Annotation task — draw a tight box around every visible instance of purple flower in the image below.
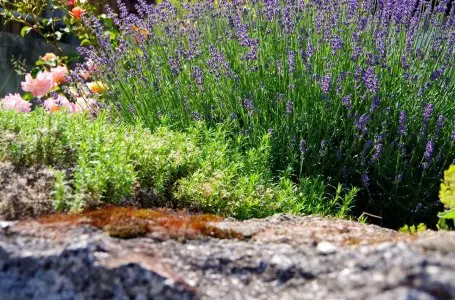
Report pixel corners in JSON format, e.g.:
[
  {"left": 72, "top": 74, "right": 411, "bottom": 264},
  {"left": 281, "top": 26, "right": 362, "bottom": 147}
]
[
  {"left": 451, "top": 130, "right": 455, "bottom": 141},
  {"left": 341, "top": 95, "right": 352, "bottom": 109},
  {"left": 399, "top": 111, "right": 407, "bottom": 136},
  {"left": 424, "top": 140, "right": 435, "bottom": 162},
  {"left": 191, "top": 66, "right": 204, "bottom": 87},
  {"left": 372, "top": 142, "right": 383, "bottom": 162},
  {"left": 363, "top": 67, "right": 379, "bottom": 93},
  {"left": 168, "top": 57, "right": 180, "bottom": 76},
  {"left": 243, "top": 98, "right": 254, "bottom": 115},
  {"left": 282, "top": 6, "right": 294, "bottom": 34},
  {"left": 401, "top": 56, "right": 409, "bottom": 69},
  {"left": 361, "top": 172, "right": 369, "bottom": 187},
  {"left": 369, "top": 96, "right": 380, "bottom": 113},
  {"left": 287, "top": 50, "right": 296, "bottom": 73},
  {"left": 321, "top": 74, "right": 332, "bottom": 94},
  {"left": 299, "top": 139, "right": 307, "bottom": 154},
  {"left": 50, "top": 91, "right": 59, "bottom": 100},
  {"left": 430, "top": 66, "right": 445, "bottom": 81},
  {"left": 395, "top": 173, "right": 403, "bottom": 184},
  {"left": 331, "top": 35, "right": 343, "bottom": 53},
  {"left": 286, "top": 100, "right": 293, "bottom": 117},
  {"left": 306, "top": 42, "right": 314, "bottom": 58},
  {"left": 355, "top": 114, "right": 370, "bottom": 134},
  {"left": 351, "top": 46, "right": 362, "bottom": 61},
  {"left": 423, "top": 103, "right": 434, "bottom": 123}
]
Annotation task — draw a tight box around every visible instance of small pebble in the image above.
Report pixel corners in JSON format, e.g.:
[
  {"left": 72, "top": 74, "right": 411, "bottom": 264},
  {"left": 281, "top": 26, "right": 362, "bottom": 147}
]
[{"left": 317, "top": 241, "right": 337, "bottom": 255}]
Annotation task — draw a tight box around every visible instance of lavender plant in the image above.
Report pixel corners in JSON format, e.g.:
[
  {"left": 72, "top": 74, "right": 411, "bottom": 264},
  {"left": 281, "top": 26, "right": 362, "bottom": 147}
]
[{"left": 82, "top": 0, "right": 455, "bottom": 228}]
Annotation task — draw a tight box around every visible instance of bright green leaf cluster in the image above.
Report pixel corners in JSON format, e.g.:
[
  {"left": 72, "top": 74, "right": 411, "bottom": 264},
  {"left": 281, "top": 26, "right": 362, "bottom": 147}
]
[{"left": 438, "top": 165, "right": 455, "bottom": 220}]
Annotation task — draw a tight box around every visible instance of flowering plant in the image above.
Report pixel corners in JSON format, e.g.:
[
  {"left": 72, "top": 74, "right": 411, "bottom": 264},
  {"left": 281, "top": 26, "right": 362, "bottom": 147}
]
[
  {"left": 1, "top": 52, "right": 100, "bottom": 115},
  {"left": 0, "top": 0, "right": 119, "bottom": 53},
  {"left": 83, "top": 0, "right": 455, "bottom": 228}
]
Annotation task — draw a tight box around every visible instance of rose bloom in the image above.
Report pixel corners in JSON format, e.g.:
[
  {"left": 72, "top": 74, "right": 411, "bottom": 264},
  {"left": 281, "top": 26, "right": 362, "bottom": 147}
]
[
  {"left": 43, "top": 95, "right": 73, "bottom": 113},
  {"left": 1, "top": 93, "right": 31, "bottom": 113},
  {"left": 87, "top": 81, "right": 108, "bottom": 94},
  {"left": 21, "top": 72, "right": 54, "bottom": 97},
  {"left": 71, "top": 7, "right": 85, "bottom": 20},
  {"left": 79, "top": 69, "right": 90, "bottom": 81},
  {"left": 67, "top": 0, "right": 75, "bottom": 7},
  {"left": 50, "top": 65, "right": 69, "bottom": 85},
  {"left": 74, "top": 97, "right": 98, "bottom": 114},
  {"left": 42, "top": 53, "right": 58, "bottom": 62}
]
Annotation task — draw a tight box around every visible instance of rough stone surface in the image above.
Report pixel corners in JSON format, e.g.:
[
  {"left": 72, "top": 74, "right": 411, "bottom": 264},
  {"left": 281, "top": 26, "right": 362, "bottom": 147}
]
[
  {"left": 0, "top": 162, "right": 55, "bottom": 220},
  {"left": 1, "top": 214, "right": 454, "bottom": 300}
]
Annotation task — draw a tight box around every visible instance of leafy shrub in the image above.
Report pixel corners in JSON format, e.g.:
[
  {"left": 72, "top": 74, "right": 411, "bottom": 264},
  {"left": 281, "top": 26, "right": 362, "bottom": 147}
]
[
  {"left": 0, "top": 109, "right": 357, "bottom": 218},
  {"left": 438, "top": 165, "right": 455, "bottom": 221},
  {"left": 80, "top": 0, "right": 455, "bottom": 227}
]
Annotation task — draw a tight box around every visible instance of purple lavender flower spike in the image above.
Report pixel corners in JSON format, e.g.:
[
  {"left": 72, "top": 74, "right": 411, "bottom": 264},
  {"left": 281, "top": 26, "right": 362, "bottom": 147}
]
[
  {"left": 331, "top": 35, "right": 343, "bottom": 53},
  {"left": 321, "top": 74, "right": 332, "bottom": 94},
  {"left": 395, "top": 173, "right": 403, "bottom": 184},
  {"left": 399, "top": 111, "right": 407, "bottom": 136},
  {"left": 361, "top": 172, "right": 369, "bottom": 187},
  {"left": 341, "top": 95, "right": 352, "bottom": 109},
  {"left": 424, "top": 140, "right": 435, "bottom": 162},
  {"left": 286, "top": 100, "right": 293, "bottom": 117},
  {"left": 355, "top": 114, "right": 370, "bottom": 134},
  {"left": 287, "top": 50, "right": 296, "bottom": 73},
  {"left": 423, "top": 103, "right": 434, "bottom": 123},
  {"left": 191, "top": 66, "right": 204, "bottom": 87},
  {"left": 299, "top": 139, "right": 307, "bottom": 154},
  {"left": 372, "top": 142, "right": 383, "bottom": 162},
  {"left": 363, "top": 67, "right": 379, "bottom": 94},
  {"left": 243, "top": 98, "right": 254, "bottom": 115}
]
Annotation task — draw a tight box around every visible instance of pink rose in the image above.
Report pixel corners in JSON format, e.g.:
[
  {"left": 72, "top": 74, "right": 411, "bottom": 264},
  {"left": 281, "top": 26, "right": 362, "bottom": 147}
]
[
  {"left": 79, "top": 69, "right": 90, "bottom": 81},
  {"left": 21, "top": 72, "right": 54, "bottom": 97},
  {"left": 1, "top": 93, "right": 31, "bottom": 113},
  {"left": 43, "top": 95, "right": 73, "bottom": 112},
  {"left": 50, "top": 65, "right": 69, "bottom": 85}
]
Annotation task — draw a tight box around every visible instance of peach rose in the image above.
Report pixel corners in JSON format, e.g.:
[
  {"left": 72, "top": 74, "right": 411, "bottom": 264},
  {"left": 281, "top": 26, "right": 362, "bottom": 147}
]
[
  {"left": 50, "top": 65, "right": 69, "bottom": 85},
  {"left": 1, "top": 93, "right": 31, "bottom": 113},
  {"left": 87, "top": 81, "right": 108, "bottom": 94},
  {"left": 71, "top": 7, "right": 85, "bottom": 20},
  {"left": 21, "top": 72, "right": 54, "bottom": 98},
  {"left": 42, "top": 53, "right": 58, "bottom": 62},
  {"left": 74, "top": 97, "right": 98, "bottom": 114},
  {"left": 43, "top": 95, "right": 73, "bottom": 112}
]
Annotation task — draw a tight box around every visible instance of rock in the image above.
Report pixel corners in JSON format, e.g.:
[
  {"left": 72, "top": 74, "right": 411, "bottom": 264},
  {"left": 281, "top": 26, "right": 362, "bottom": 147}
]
[
  {"left": 0, "top": 212, "right": 454, "bottom": 299},
  {"left": 317, "top": 241, "right": 337, "bottom": 255}
]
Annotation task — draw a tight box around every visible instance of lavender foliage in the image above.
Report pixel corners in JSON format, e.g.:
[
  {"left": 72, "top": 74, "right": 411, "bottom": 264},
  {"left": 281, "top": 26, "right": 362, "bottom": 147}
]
[{"left": 84, "top": 0, "right": 455, "bottom": 228}]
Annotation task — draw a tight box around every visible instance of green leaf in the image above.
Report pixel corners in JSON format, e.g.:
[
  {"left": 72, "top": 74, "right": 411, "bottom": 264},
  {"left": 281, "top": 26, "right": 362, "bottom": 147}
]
[
  {"left": 80, "top": 39, "right": 91, "bottom": 46},
  {"left": 22, "top": 92, "right": 34, "bottom": 101},
  {"left": 20, "top": 26, "right": 32, "bottom": 37},
  {"left": 438, "top": 210, "right": 455, "bottom": 219},
  {"left": 31, "top": 67, "right": 40, "bottom": 79}
]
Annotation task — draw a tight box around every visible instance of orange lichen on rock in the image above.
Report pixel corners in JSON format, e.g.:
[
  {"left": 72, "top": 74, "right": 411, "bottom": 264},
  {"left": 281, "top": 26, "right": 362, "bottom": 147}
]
[{"left": 38, "top": 206, "right": 243, "bottom": 240}]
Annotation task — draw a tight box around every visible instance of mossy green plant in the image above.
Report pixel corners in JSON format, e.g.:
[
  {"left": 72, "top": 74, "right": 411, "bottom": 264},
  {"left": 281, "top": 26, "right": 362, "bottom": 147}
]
[{"left": 0, "top": 109, "right": 358, "bottom": 219}]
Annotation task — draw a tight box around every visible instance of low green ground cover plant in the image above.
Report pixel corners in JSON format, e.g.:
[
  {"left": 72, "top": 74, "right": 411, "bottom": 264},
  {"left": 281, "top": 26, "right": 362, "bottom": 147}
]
[
  {"left": 78, "top": 0, "right": 455, "bottom": 228},
  {"left": 438, "top": 165, "right": 455, "bottom": 225},
  {"left": 0, "top": 109, "right": 357, "bottom": 219}
]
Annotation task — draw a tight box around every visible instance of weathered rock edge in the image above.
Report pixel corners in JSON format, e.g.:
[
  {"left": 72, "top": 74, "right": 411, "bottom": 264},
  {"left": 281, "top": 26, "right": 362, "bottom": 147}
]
[{"left": 1, "top": 214, "right": 455, "bottom": 300}]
